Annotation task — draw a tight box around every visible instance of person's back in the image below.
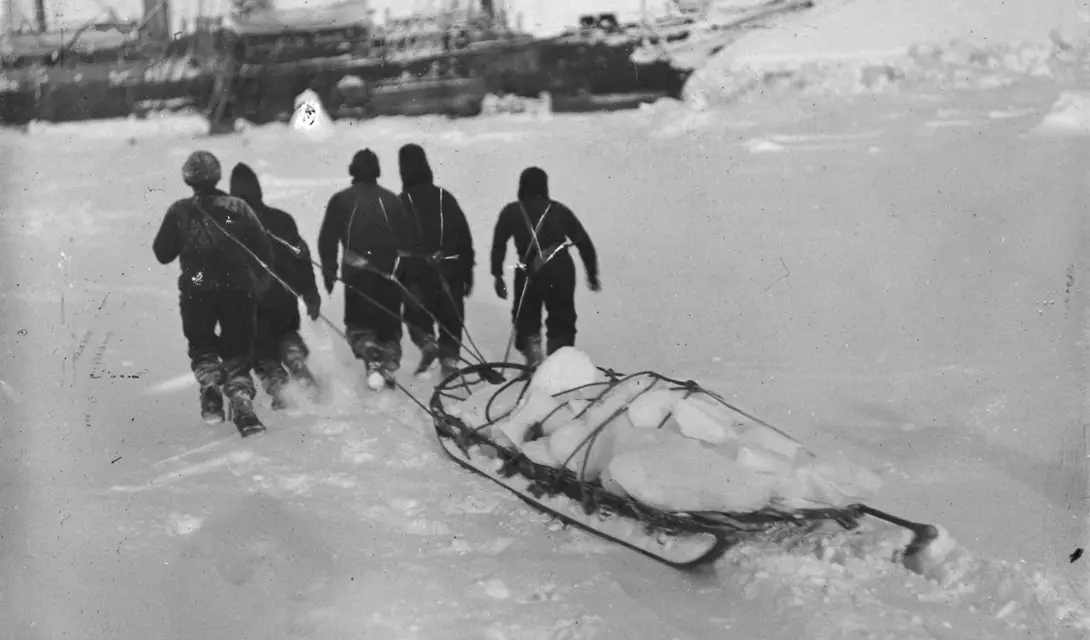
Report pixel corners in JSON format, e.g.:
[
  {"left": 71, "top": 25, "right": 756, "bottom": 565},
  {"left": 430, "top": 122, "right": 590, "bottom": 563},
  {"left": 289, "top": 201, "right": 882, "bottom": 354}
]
[
  {"left": 228, "top": 162, "right": 318, "bottom": 307},
  {"left": 402, "top": 183, "right": 474, "bottom": 259},
  {"left": 493, "top": 197, "right": 583, "bottom": 273},
  {"left": 155, "top": 191, "right": 270, "bottom": 293},
  {"left": 322, "top": 180, "right": 406, "bottom": 275}
]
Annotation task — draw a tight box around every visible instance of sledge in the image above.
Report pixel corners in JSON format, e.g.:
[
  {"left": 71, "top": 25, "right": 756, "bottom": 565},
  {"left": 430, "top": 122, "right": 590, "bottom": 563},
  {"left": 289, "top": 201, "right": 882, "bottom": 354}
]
[{"left": 429, "top": 361, "right": 874, "bottom": 569}]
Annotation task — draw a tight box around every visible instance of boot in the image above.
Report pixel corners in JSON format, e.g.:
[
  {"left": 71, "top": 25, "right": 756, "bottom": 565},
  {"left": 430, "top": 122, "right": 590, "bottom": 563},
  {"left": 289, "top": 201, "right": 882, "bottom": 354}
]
[
  {"left": 228, "top": 394, "right": 265, "bottom": 438},
  {"left": 439, "top": 356, "right": 460, "bottom": 381},
  {"left": 289, "top": 364, "right": 321, "bottom": 402},
  {"left": 365, "top": 365, "right": 395, "bottom": 391},
  {"left": 267, "top": 379, "right": 289, "bottom": 411},
  {"left": 520, "top": 335, "right": 545, "bottom": 370},
  {"left": 200, "top": 385, "right": 225, "bottom": 425},
  {"left": 413, "top": 338, "right": 440, "bottom": 377}
]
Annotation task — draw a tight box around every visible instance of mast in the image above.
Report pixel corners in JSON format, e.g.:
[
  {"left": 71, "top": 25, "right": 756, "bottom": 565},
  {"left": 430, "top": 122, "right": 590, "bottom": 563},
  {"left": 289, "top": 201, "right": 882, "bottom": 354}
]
[{"left": 34, "top": 0, "right": 46, "bottom": 31}]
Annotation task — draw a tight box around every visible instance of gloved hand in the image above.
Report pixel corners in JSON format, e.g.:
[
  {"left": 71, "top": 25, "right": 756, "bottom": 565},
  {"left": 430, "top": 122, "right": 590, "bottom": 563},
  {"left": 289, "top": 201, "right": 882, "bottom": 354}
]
[
  {"left": 303, "top": 290, "right": 321, "bottom": 320},
  {"left": 494, "top": 275, "right": 507, "bottom": 300},
  {"left": 588, "top": 274, "right": 601, "bottom": 292},
  {"left": 464, "top": 269, "right": 474, "bottom": 298},
  {"left": 323, "top": 269, "right": 337, "bottom": 295}
]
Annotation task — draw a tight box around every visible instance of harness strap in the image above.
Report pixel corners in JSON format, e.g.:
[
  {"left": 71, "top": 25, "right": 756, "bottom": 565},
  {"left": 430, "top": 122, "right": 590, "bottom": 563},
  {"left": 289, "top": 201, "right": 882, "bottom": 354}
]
[
  {"left": 516, "top": 202, "right": 575, "bottom": 273},
  {"left": 405, "top": 187, "right": 450, "bottom": 263},
  {"left": 401, "top": 186, "right": 459, "bottom": 267},
  {"left": 343, "top": 194, "right": 401, "bottom": 277},
  {"left": 516, "top": 239, "right": 572, "bottom": 272}
]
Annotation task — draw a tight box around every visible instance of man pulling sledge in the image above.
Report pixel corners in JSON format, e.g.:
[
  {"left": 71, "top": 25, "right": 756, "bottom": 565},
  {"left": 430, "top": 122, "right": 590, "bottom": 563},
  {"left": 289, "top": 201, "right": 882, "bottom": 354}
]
[
  {"left": 396, "top": 143, "right": 476, "bottom": 380},
  {"left": 229, "top": 162, "right": 323, "bottom": 409},
  {"left": 490, "top": 167, "right": 601, "bottom": 368},
  {"left": 153, "top": 151, "right": 273, "bottom": 437},
  {"left": 318, "top": 149, "right": 414, "bottom": 390}
]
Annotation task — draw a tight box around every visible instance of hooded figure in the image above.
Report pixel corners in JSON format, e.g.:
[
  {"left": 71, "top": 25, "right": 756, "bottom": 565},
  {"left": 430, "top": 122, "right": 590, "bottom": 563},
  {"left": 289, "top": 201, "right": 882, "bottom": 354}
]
[
  {"left": 317, "top": 149, "right": 414, "bottom": 388},
  {"left": 230, "top": 163, "right": 322, "bottom": 408},
  {"left": 397, "top": 143, "right": 476, "bottom": 379},
  {"left": 490, "top": 167, "right": 600, "bottom": 367},
  {"left": 152, "top": 150, "right": 273, "bottom": 436}
]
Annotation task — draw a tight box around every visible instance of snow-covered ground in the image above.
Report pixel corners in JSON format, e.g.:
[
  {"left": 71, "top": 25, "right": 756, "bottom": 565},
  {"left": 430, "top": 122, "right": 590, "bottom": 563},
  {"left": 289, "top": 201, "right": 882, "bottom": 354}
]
[
  {"left": 685, "top": 0, "right": 1090, "bottom": 105},
  {"left": 3, "top": 80, "right": 1090, "bottom": 639}
]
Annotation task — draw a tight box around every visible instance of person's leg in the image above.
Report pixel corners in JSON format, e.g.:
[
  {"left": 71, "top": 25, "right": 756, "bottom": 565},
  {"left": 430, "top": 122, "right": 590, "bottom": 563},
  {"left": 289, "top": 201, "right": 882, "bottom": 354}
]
[
  {"left": 343, "top": 270, "right": 378, "bottom": 365},
  {"left": 373, "top": 276, "right": 404, "bottom": 374},
  {"left": 253, "top": 302, "right": 290, "bottom": 409},
  {"left": 543, "top": 259, "right": 578, "bottom": 356},
  {"left": 403, "top": 267, "right": 439, "bottom": 373},
  {"left": 435, "top": 263, "right": 466, "bottom": 377},
  {"left": 275, "top": 301, "right": 318, "bottom": 393},
  {"left": 345, "top": 269, "right": 400, "bottom": 384},
  {"left": 179, "top": 288, "right": 225, "bottom": 423},
  {"left": 511, "top": 270, "right": 544, "bottom": 367},
  {"left": 218, "top": 290, "right": 263, "bottom": 436}
]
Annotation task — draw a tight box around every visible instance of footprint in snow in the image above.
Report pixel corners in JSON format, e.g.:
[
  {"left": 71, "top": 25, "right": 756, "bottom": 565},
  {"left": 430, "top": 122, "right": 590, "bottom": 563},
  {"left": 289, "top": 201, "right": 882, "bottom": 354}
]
[
  {"left": 341, "top": 438, "right": 379, "bottom": 464},
  {"left": 312, "top": 420, "right": 349, "bottom": 436},
  {"left": 438, "top": 494, "right": 500, "bottom": 515},
  {"left": 386, "top": 497, "right": 423, "bottom": 514},
  {"left": 362, "top": 504, "right": 453, "bottom": 536},
  {"left": 168, "top": 513, "right": 203, "bottom": 536},
  {"left": 319, "top": 473, "right": 357, "bottom": 489},
  {"left": 479, "top": 577, "right": 512, "bottom": 600},
  {"left": 250, "top": 473, "right": 313, "bottom": 496}
]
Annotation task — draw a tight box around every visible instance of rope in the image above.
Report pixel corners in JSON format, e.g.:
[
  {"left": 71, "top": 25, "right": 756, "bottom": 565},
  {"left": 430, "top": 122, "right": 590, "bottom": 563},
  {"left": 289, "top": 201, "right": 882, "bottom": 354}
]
[
  {"left": 499, "top": 201, "right": 574, "bottom": 365},
  {"left": 346, "top": 190, "right": 490, "bottom": 367},
  {"left": 402, "top": 188, "right": 491, "bottom": 366},
  {"left": 190, "top": 199, "right": 446, "bottom": 420},
  {"left": 261, "top": 220, "right": 489, "bottom": 369},
  {"left": 428, "top": 362, "right": 857, "bottom": 537}
]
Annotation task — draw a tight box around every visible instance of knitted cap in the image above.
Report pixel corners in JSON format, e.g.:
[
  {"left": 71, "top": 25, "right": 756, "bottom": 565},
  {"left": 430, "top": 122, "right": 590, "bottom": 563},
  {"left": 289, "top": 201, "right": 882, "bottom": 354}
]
[
  {"left": 349, "top": 149, "right": 381, "bottom": 182},
  {"left": 182, "top": 150, "right": 222, "bottom": 187}
]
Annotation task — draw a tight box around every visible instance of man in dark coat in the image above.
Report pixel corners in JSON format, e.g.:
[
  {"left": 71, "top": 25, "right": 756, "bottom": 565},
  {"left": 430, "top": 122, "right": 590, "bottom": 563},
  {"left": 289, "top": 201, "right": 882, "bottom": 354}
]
[
  {"left": 317, "top": 149, "right": 413, "bottom": 390},
  {"left": 396, "top": 143, "right": 475, "bottom": 380},
  {"left": 229, "top": 163, "right": 322, "bottom": 409},
  {"left": 490, "top": 167, "right": 601, "bottom": 368},
  {"left": 153, "top": 151, "right": 273, "bottom": 437}
]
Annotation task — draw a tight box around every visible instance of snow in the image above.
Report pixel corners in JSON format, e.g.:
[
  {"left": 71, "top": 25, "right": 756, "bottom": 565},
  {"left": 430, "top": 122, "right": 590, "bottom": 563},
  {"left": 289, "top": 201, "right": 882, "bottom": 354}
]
[
  {"left": 685, "top": 0, "right": 1090, "bottom": 105},
  {"left": 1034, "top": 90, "right": 1090, "bottom": 134},
  {"left": 2, "top": 82, "right": 1090, "bottom": 639},
  {"left": 726, "top": 0, "right": 1086, "bottom": 61}
]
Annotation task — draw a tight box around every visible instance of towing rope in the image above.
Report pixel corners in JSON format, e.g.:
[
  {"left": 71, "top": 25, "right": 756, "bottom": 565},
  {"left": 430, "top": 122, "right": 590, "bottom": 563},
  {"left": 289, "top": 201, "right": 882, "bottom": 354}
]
[{"left": 192, "top": 199, "right": 485, "bottom": 419}]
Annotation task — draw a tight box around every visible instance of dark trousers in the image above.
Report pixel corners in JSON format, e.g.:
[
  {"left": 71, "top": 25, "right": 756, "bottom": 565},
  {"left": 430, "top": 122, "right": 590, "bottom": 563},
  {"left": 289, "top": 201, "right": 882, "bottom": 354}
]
[
  {"left": 253, "top": 300, "right": 309, "bottom": 394},
  {"left": 511, "top": 255, "right": 577, "bottom": 354},
  {"left": 403, "top": 262, "right": 466, "bottom": 361},
  {"left": 343, "top": 268, "right": 403, "bottom": 370},
  {"left": 179, "top": 288, "right": 257, "bottom": 399}
]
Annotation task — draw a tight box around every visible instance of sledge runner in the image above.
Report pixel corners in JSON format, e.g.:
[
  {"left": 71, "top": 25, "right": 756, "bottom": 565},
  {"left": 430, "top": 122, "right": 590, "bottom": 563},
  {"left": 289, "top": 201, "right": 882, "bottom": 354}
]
[
  {"left": 229, "top": 163, "right": 323, "bottom": 409},
  {"left": 396, "top": 144, "right": 476, "bottom": 380},
  {"left": 318, "top": 149, "right": 413, "bottom": 391},
  {"left": 152, "top": 151, "right": 273, "bottom": 437},
  {"left": 490, "top": 167, "right": 601, "bottom": 368}
]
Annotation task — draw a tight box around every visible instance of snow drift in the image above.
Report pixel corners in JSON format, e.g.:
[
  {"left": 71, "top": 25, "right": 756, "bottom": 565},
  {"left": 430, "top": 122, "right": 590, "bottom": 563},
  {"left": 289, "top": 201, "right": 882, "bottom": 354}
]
[
  {"left": 1034, "top": 91, "right": 1090, "bottom": 135},
  {"left": 685, "top": 0, "right": 1090, "bottom": 104}
]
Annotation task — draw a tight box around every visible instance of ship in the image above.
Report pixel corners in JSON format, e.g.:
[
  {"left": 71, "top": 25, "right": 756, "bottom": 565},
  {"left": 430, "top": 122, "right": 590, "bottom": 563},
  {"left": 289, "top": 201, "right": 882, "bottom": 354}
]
[{"left": 0, "top": 0, "right": 813, "bottom": 127}]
